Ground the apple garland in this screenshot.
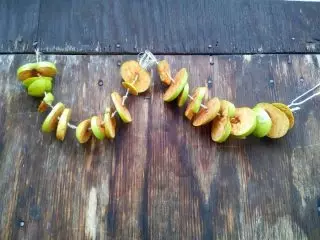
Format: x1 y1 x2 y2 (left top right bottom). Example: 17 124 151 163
16 50 301 144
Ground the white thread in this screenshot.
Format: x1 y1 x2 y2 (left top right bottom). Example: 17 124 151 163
35 48 41 63
288 81 320 110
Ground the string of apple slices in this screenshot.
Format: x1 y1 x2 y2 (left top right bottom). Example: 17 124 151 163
16 49 156 143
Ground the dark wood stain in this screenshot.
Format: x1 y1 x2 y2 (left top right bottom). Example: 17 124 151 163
1 54 320 239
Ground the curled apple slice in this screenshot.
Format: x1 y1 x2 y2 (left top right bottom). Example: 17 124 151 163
272 102 294 129
256 103 290 138
111 92 132 123
28 78 47 97
35 61 57 77
17 63 37 81
163 68 188 102
91 116 106 140
56 108 72 141
104 108 116 139
122 82 139 96
157 60 172 85
211 116 232 143
76 119 92 143
230 107 257 138
42 102 65 132
193 97 220 126
184 87 208 120
23 76 52 88
177 83 189 107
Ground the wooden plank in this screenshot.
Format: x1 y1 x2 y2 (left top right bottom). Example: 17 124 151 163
0 0 40 52
37 0 320 54
1 54 320 239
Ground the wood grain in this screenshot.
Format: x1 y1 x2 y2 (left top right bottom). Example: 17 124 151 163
37 0 320 54
1 54 320 239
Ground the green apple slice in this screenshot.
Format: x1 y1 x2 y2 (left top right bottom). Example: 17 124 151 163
56 108 72 141
28 79 47 97
44 78 52 92
230 107 257 137
91 116 106 140
184 87 208 120
104 108 116 139
272 102 294 129
23 76 52 88
177 83 189 107
157 60 172 85
193 97 221 126
252 106 272 138
42 102 65 132
211 116 232 143
35 61 57 77
76 119 92 143
220 100 236 117
122 82 139 96
17 63 37 81
163 68 188 102
256 103 290 138
111 92 132 123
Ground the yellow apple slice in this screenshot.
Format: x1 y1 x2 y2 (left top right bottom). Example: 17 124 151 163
104 108 116 139
91 116 106 140
17 63 37 81
122 82 139 96
111 92 132 123
184 87 208 120
76 119 92 143
272 102 294 129
177 83 189 107
35 61 57 77
230 107 257 137
56 108 72 141
211 116 232 143
42 102 65 132
256 103 290 138
193 97 221 126
163 68 188 102
157 60 172 85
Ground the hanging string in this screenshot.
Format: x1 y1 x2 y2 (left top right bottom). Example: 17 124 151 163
288 81 320 112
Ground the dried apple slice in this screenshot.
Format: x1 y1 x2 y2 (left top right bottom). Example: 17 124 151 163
38 93 55 112
157 60 172 85
91 116 106 140
28 78 47 97
272 102 294 129
23 76 52 88
104 108 116 139
163 68 188 102
122 82 139 96
211 116 232 143
256 103 290 138
17 63 37 81
184 87 208 120
76 119 92 143
111 92 132 123
177 83 189 107
56 108 72 141
220 100 236 117
252 106 272 137
42 102 65 132
193 97 220 126
35 61 57 77
230 107 257 137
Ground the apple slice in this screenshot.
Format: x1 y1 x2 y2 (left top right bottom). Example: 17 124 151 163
230 107 257 137
157 60 172 85
111 92 132 123
184 87 208 120
122 82 139 96
252 106 272 137
193 97 220 126
91 116 106 140
120 60 151 93
211 116 232 143
163 68 188 102
17 63 37 81
177 83 189 107
76 119 92 143
23 76 52 88
272 102 294 129
256 103 290 138
104 108 116 139
28 78 47 97
220 100 236 117
56 108 72 141
42 102 65 132
38 92 55 112
35 61 57 77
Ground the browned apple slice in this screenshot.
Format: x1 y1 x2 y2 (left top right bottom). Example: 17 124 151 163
56 108 72 141
193 97 221 126
272 102 294 129
111 92 132 123
76 119 92 143
104 108 116 139
211 116 232 143
157 60 172 85
230 107 257 138
163 68 188 102
184 87 208 120
17 63 37 81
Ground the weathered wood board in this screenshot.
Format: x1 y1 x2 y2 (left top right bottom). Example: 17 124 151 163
1 54 320 239
36 0 320 54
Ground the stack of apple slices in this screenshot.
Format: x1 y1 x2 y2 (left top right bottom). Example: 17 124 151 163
17 62 57 97
157 60 294 143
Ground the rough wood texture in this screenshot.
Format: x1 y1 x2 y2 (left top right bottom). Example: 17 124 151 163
37 0 320 54
0 0 40 52
1 54 320 239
